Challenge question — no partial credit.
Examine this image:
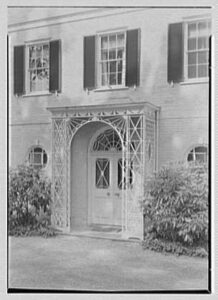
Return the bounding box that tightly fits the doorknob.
[114,193,120,196]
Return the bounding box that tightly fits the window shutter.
[168,23,184,83]
[49,40,61,93]
[14,45,25,95]
[84,35,96,90]
[126,29,140,87]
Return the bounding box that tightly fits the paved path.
[8,235,208,291]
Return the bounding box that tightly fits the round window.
[28,146,48,168]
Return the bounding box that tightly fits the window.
[28,146,48,168]
[14,40,61,96]
[187,146,208,163]
[186,19,211,79]
[168,18,211,83]
[93,128,122,152]
[95,158,110,189]
[99,32,126,87]
[84,29,140,90]
[28,43,49,93]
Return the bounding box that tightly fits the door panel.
[90,154,122,226]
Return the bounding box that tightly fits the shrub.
[142,162,208,254]
[9,165,56,237]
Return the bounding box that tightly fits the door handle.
[114,193,120,196]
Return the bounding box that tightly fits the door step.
[90,224,122,233]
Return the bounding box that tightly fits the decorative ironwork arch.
[92,128,122,152]
[49,102,159,239]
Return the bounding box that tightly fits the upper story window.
[168,17,211,84]
[186,19,211,80]
[14,40,61,96]
[84,29,140,91]
[99,32,126,87]
[28,43,49,93]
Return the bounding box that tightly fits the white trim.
[8,8,143,33]
[24,38,51,45]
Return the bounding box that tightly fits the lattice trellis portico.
[48,102,159,239]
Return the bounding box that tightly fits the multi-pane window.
[28,43,49,92]
[99,32,126,87]
[28,147,48,168]
[187,146,208,163]
[186,19,211,79]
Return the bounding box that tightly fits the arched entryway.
[48,102,159,239]
[88,126,123,227]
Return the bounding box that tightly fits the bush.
[9,165,56,237]
[142,162,208,255]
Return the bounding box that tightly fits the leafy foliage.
[9,165,56,237]
[142,162,208,255]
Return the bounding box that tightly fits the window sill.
[93,86,129,92]
[180,78,209,86]
[22,91,53,98]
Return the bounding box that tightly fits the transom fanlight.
[93,129,122,151]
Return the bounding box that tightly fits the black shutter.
[84,35,96,90]
[49,40,61,93]
[126,29,140,87]
[168,23,184,83]
[14,45,25,95]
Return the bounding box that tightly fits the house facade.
[8,7,211,239]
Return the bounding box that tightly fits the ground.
[8,235,208,291]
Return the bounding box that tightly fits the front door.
[90,153,122,226]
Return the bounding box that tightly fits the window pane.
[117,60,122,72]
[188,23,197,38]
[117,34,124,47]
[101,62,108,73]
[109,35,116,48]
[198,51,208,64]
[188,52,197,65]
[29,58,35,69]
[43,152,47,164]
[34,153,42,164]
[36,45,42,57]
[109,73,116,85]
[188,38,196,50]
[198,37,208,49]
[187,153,193,161]
[110,61,116,73]
[196,146,207,154]
[30,70,37,92]
[101,50,108,60]
[101,36,108,49]
[118,72,122,84]
[43,44,49,58]
[117,49,123,59]
[198,65,207,77]
[109,50,116,60]
[188,65,196,78]
[96,159,109,189]
[198,21,207,36]
[101,74,108,86]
